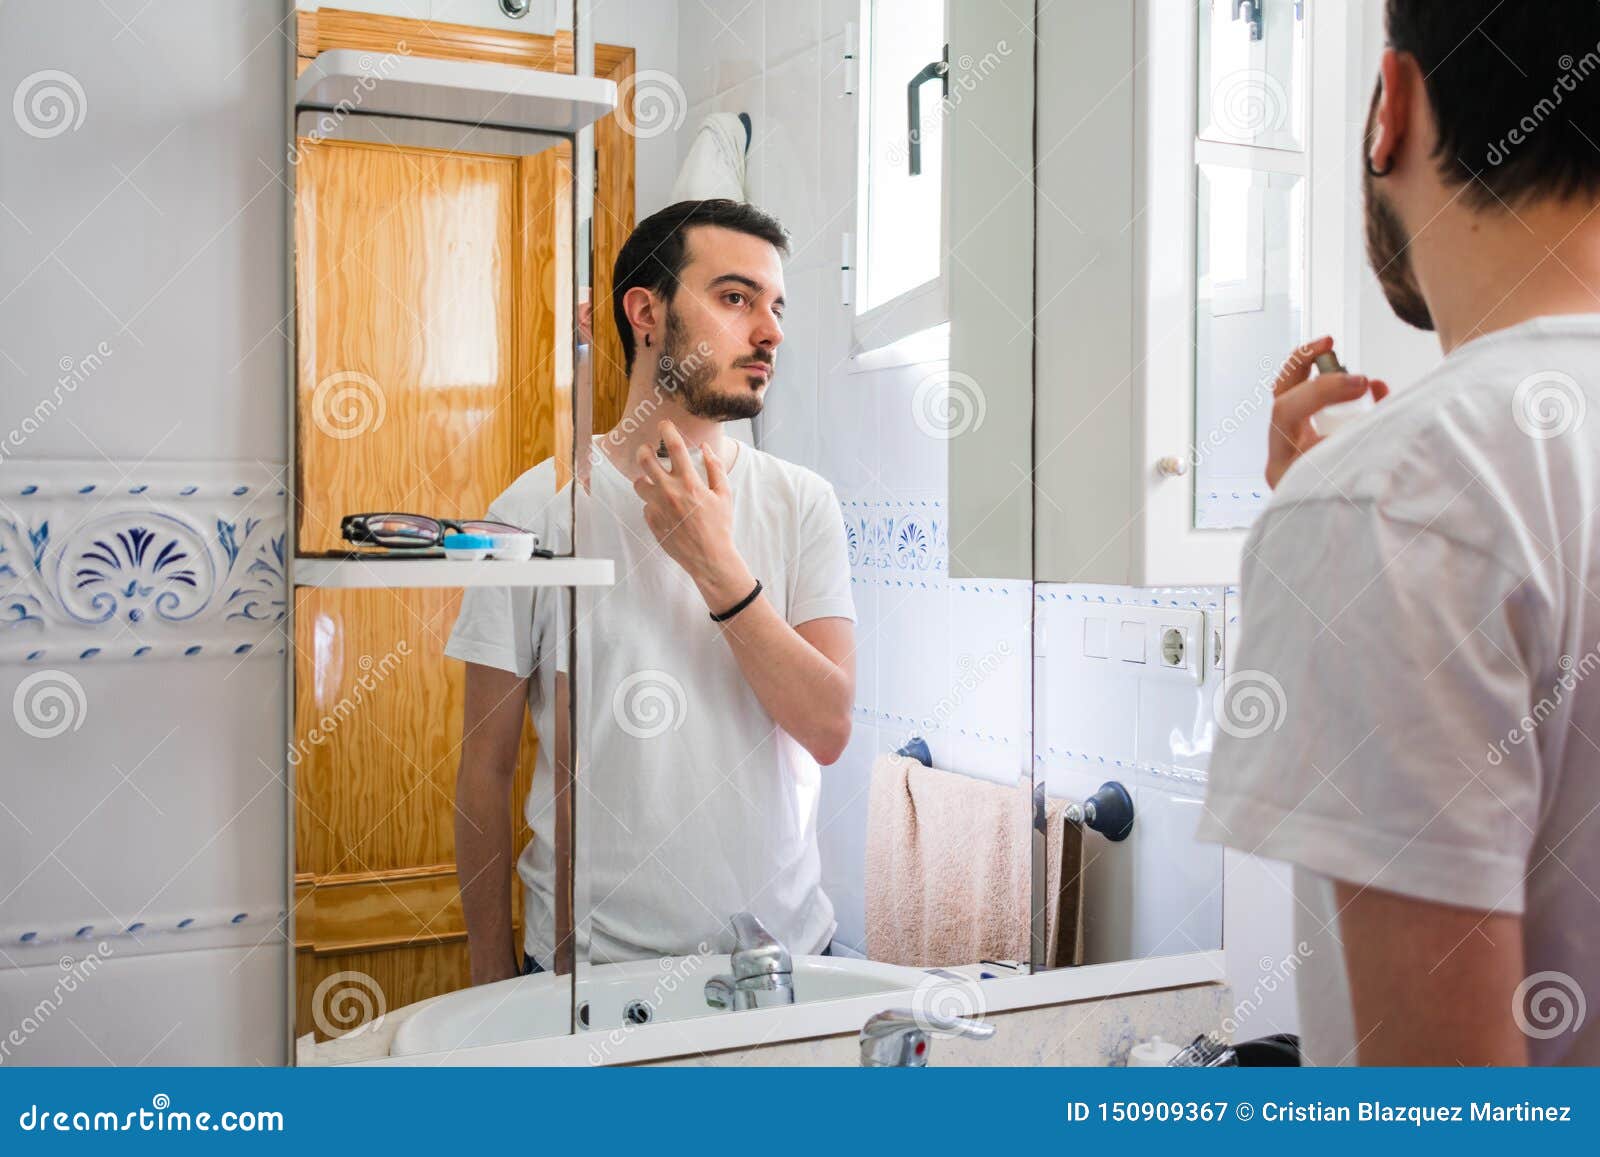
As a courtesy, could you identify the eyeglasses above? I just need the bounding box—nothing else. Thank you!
[340,512,536,550]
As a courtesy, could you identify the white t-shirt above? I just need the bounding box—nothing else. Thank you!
[1198,315,1600,1066]
[444,437,855,968]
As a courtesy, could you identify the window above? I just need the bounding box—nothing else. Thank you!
[852,0,948,356]
[1191,0,1309,531]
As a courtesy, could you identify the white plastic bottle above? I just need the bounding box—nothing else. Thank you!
[1308,350,1376,438]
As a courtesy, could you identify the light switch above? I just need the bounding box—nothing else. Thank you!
[1118,620,1146,663]
[1082,616,1109,658]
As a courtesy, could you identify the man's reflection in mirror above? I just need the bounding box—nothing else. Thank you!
[446,200,856,983]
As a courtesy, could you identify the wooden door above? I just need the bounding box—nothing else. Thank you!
[292,137,567,1042]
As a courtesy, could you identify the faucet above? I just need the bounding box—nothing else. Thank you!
[704,912,795,1011]
[859,1008,995,1067]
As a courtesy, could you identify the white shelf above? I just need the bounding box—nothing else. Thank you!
[292,557,614,590]
[295,50,617,138]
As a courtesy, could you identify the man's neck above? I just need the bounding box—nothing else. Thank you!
[1413,196,1600,355]
[596,374,735,479]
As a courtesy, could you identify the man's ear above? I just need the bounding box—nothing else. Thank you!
[1370,48,1417,175]
[622,286,659,350]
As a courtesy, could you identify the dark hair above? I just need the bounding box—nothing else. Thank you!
[1386,1,1600,208]
[610,199,789,374]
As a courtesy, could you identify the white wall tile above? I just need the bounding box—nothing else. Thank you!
[592,1,682,216]
[757,267,820,471]
[816,719,877,952]
[674,2,722,107]
[761,46,826,269]
[872,359,953,496]
[0,941,286,1066]
[766,0,823,68]
[690,0,763,97]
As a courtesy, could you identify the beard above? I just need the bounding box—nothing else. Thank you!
[1364,176,1435,332]
[655,307,767,421]
[1362,82,1435,332]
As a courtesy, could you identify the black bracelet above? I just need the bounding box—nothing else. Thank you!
[710,579,763,622]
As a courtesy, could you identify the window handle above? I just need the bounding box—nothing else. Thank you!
[907,43,949,176]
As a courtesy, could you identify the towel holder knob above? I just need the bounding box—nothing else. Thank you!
[1071,780,1134,842]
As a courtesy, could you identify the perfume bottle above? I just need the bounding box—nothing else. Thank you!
[1308,350,1376,438]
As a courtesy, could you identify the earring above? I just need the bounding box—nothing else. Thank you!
[1366,154,1394,178]
[643,333,652,348]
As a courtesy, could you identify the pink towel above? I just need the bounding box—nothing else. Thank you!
[865,754,1082,968]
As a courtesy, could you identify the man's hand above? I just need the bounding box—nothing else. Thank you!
[1267,336,1389,489]
[634,420,755,611]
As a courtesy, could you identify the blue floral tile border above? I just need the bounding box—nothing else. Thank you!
[842,498,947,575]
[1,460,288,664]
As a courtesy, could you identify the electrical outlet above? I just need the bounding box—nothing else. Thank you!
[1149,610,1204,684]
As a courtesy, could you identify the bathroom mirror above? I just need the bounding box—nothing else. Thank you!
[286,0,589,1061]
[288,0,1229,1066]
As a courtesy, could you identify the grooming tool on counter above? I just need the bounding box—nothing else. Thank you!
[1169,1033,1238,1067]
[1063,780,1135,842]
[1308,348,1376,438]
[1127,1035,1184,1067]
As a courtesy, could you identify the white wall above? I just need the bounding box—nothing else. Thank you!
[1,0,290,1064]
[0,0,684,1067]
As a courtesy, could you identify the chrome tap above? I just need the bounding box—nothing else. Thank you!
[859,1008,995,1067]
[704,912,795,1011]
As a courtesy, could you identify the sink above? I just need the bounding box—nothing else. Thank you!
[389,953,930,1057]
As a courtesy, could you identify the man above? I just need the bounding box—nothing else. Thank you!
[446,200,856,983]
[1199,3,1600,1065]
